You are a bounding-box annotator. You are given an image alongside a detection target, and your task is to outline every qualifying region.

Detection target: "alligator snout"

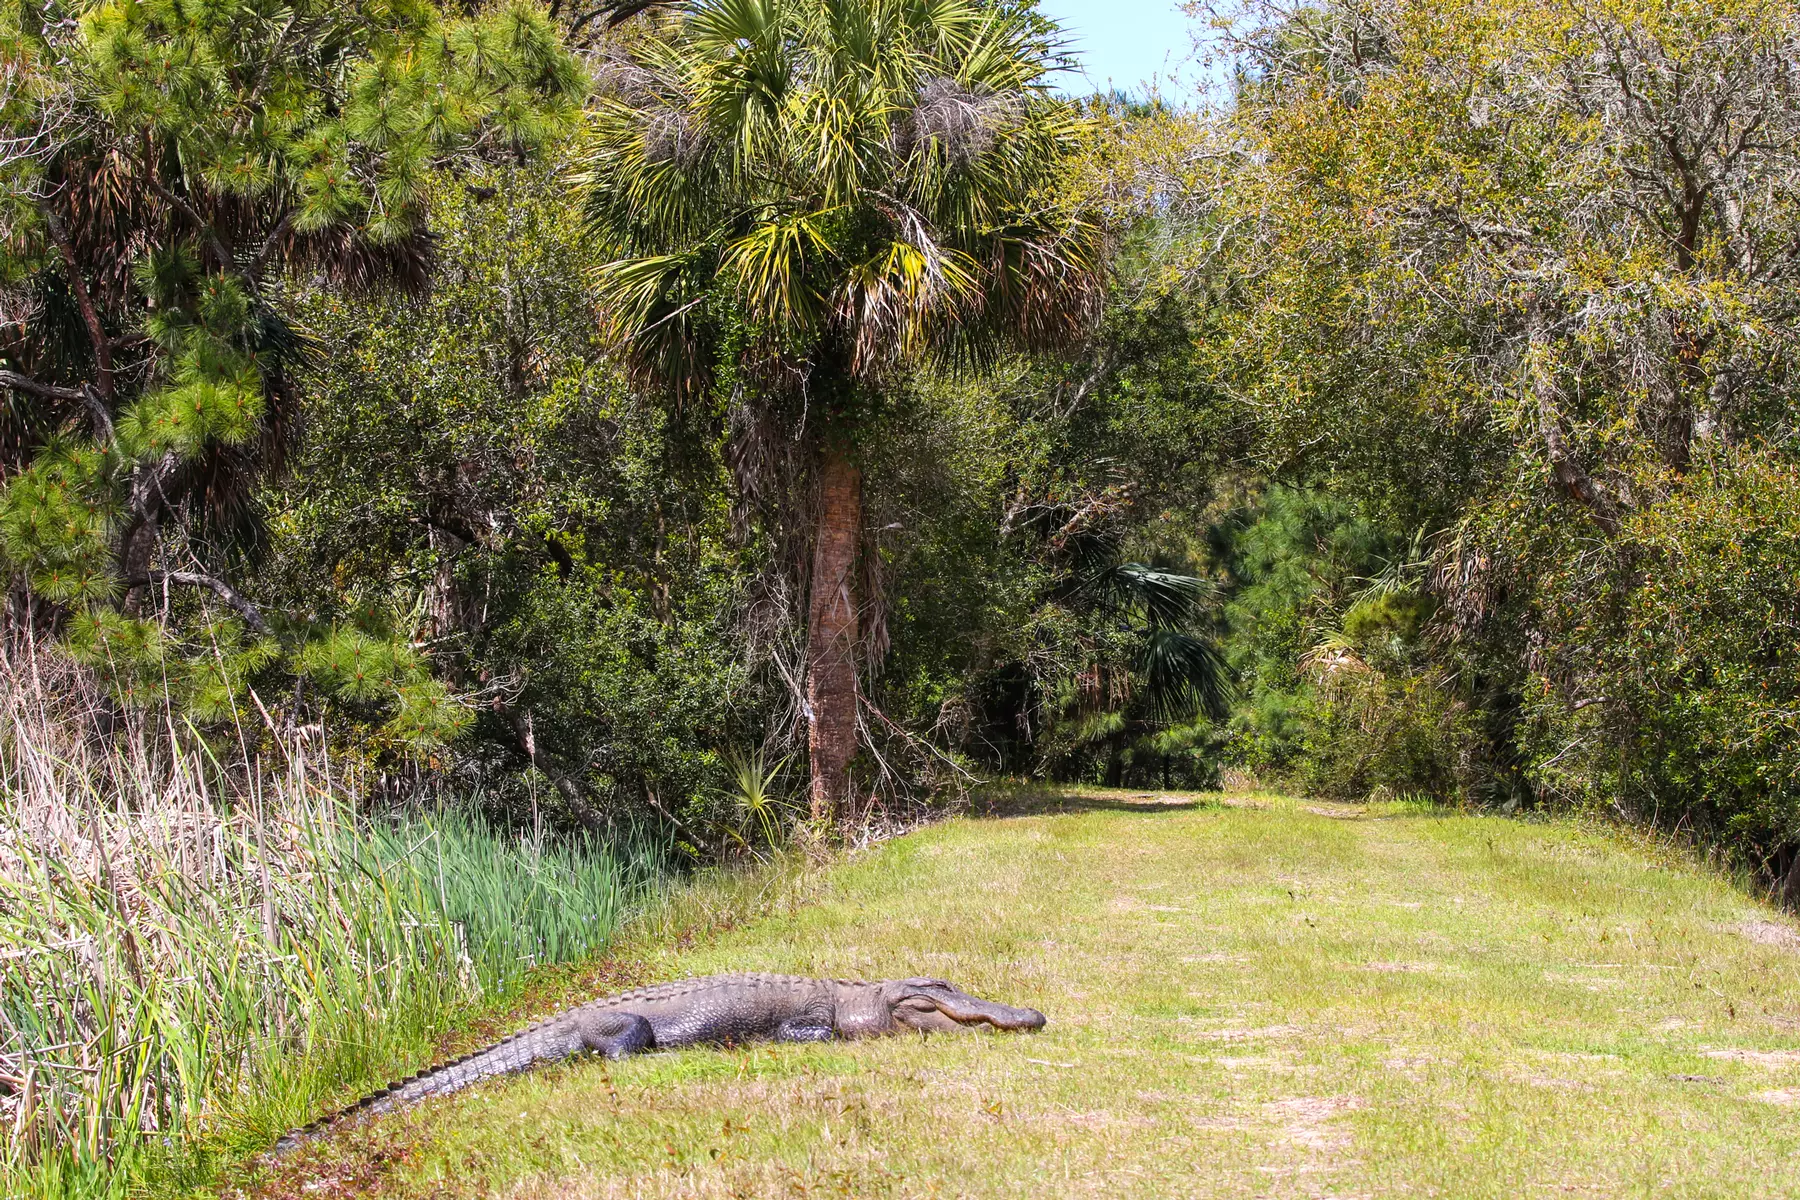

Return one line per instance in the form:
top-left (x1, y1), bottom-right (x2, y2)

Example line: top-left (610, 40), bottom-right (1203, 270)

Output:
top-left (925, 984), bottom-right (1049, 1031)
top-left (952, 996), bottom-right (1045, 1030)
top-left (995, 1004), bottom-right (1047, 1031)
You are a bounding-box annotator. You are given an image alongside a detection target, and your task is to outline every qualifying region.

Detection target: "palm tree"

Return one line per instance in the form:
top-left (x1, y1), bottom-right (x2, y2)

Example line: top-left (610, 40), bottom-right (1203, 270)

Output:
top-left (1083, 560), bottom-right (1231, 723)
top-left (582, 0), bottom-right (1101, 825)
top-left (1048, 557), bottom-right (1231, 786)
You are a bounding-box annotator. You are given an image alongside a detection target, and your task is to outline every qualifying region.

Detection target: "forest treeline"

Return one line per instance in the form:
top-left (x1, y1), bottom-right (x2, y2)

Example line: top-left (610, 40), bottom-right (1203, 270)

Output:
top-left (5, 0), bottom-right (1800, 875)
top-left (4, 0), bottom-right (1800, 1186)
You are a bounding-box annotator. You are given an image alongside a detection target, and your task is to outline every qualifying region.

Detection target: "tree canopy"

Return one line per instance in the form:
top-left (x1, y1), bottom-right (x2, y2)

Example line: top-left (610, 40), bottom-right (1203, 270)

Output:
top-left (3, 0), bottom-right (1799, 887)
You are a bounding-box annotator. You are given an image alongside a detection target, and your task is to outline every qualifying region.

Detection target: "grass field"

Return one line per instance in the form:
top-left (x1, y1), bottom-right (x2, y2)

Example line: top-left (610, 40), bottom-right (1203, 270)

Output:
top-left (241, 790), bottom-right (1800, 1199)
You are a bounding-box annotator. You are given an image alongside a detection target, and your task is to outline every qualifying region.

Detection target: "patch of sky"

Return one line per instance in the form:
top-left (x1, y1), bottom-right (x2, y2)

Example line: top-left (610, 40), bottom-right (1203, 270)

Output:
top-left (1037, 0), bottom-right (1218, 106)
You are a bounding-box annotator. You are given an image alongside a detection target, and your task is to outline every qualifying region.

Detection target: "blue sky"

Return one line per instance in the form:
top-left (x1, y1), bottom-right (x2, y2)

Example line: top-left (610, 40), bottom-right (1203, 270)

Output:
top-left (1036, 0), bottom-right (1207, 101)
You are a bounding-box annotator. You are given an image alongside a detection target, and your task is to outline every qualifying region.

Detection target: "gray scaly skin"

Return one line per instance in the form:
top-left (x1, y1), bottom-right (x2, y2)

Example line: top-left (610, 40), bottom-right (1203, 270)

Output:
top-left (274, 973), bottom-right (1045, 1152)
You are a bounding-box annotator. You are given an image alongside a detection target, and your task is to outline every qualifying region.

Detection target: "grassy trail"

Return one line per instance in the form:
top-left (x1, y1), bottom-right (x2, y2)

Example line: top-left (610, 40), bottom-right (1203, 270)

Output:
top-left (248, 791), bottom-right (1800, 1198)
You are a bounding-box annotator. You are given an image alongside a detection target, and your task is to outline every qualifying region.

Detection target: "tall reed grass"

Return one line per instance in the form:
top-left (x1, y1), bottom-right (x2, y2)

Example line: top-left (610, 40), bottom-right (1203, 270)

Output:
top-left (0, 636), bottom-right (662, 1198)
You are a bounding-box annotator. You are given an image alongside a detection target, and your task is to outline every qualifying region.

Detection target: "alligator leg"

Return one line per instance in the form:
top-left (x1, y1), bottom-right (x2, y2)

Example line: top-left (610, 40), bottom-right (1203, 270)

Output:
top-left (774, 1019), bottom-right (835, 1042)
top-left (574, 1010), bottom-right (656, 1058)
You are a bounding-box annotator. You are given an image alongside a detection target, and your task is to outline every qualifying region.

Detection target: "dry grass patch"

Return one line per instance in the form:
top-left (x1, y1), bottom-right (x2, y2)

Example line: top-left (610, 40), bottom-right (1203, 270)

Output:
top-left (1740, 919), bottom-right (1800, 949)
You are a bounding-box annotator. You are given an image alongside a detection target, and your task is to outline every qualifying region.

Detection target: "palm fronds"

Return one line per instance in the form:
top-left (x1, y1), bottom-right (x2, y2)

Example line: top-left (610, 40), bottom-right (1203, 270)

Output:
top-left (1060, 556), bottom-right (1232, 746)
top-left (1141, 628), bottom-right (1231, 720)
top-left (719, 747), bottom-right (797, 852)
top-left (581, 0), bottom-right (1102, 395)
top-left (1083, 560), bottom-right (1215, 630)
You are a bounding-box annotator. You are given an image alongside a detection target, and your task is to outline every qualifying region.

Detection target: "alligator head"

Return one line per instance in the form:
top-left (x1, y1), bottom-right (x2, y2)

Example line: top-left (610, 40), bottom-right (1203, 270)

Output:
top-left (877, 977), bottom-right (1047, 1035)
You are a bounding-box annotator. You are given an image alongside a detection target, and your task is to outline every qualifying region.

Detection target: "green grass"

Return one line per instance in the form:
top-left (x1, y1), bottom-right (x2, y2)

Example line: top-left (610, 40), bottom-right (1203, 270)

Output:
top-left (239, 788), bottom-right (1800, 1199)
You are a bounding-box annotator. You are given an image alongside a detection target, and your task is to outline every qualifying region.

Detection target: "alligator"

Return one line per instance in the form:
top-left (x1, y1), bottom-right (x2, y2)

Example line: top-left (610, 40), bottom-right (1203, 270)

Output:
top-left (274, 973), bottom-right (1045, 1152)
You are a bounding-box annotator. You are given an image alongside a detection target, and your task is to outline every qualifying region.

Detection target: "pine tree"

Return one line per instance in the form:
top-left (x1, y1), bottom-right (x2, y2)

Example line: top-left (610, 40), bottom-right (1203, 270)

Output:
top-left (0, 0), bottom-right (583, 744)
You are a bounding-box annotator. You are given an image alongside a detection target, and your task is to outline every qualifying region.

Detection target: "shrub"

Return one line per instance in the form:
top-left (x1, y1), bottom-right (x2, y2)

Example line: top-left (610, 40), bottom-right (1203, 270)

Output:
top-left (1512, 453), bottom-right (1800, 883)
top-left (1291, 665), bottom-right (1486, 803)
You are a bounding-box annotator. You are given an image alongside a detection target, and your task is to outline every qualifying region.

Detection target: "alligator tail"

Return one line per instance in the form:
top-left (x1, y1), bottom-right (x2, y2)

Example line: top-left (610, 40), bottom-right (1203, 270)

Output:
top-left (272, 1014), bottom-right (578, 1154)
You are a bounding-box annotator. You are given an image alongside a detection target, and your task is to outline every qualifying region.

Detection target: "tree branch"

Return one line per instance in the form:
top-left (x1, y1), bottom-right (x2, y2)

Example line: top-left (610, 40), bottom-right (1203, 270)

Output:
top-left (126, 448), bottom-right (180, 523)
top-left (1526, 297), bottom-right (1621, 537)
top-left (123, 135), bottom-right (237, 276)
top-left (0, 368), bottom-right (84, 402)
top-left (507, 708), bottom-right (608, 832)
top-left (37, 204), bottom-right (115, 400)
top-left (126, 570), bottom-right (272, 634)
top-left (82, 384), bottom-right (114, 444)
top-left (247, 210), bottom-right (295, 282)
top-left (1782, 847), bottom-right (1800, 908)
top-left (119, 450), bottom-right (182, 607)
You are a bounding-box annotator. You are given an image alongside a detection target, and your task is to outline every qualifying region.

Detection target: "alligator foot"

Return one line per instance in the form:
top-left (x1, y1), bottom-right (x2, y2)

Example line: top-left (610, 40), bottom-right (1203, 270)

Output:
top-left (577, 1010), bottom-right (655, 1058)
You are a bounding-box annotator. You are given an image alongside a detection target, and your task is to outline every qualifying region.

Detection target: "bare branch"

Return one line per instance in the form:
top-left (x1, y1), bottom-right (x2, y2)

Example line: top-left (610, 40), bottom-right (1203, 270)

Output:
top-left (126, 449), bottom-right (180, 523)
top-left (0, 369), bottom-right (84, 402)
top-left (247, 210), bottom-right (295, 282)
top-left (125, 570), bottom-right (273, 635)
top-left (82, 384), bottom-right (114, 443)
top-left (37, 204), bottom-right (114, 400)
top-left (507, 708), bottom-right (609, 832)
top-left (120, 135), bottom-right (237, 276)
top-left (1526, 297), bottom-right (1622, 537)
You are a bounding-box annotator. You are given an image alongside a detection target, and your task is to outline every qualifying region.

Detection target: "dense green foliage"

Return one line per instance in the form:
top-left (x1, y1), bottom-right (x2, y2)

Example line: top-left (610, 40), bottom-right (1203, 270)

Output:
top-left (6, 0), bottom-right (1800, 1187)
top-left (266, 161), bottom-right (759, 831)
top-left (1202, 0), bottom-right (1800, 888)
top-left (0, 0), bottom-right (585, 750)
top-left (4, 0), bottom-right (1796, 865)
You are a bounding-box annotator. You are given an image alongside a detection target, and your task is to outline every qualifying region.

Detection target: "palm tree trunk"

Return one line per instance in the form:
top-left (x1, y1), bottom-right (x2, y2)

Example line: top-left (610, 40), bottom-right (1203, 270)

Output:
top-left (807, 445), bottom-right (861, 825)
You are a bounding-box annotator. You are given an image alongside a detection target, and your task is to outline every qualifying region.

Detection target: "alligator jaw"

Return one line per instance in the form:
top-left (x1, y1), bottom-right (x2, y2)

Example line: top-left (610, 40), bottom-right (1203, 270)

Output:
top-left (885, 978), bottom-right (1048, 1033)
top-left (967, 999), bottom-right (1048, 1031)
top-left (930, 988), bottom-right (1046, 1030)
